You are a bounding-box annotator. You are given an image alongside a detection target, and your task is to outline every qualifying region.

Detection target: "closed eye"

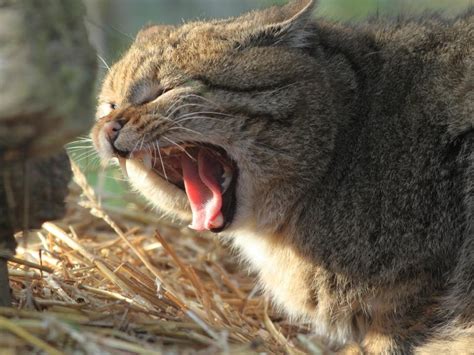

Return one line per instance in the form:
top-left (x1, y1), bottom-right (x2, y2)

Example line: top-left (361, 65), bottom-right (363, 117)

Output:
top-left (140, 86), bottom-right (172, 105)
top-left (129, 81), bottom-right (171, 106)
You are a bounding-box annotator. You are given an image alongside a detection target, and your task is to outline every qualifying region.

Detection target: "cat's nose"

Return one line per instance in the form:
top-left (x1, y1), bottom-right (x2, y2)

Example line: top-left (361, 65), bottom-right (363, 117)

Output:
top-left (103, 120), bottom-right (123, 143)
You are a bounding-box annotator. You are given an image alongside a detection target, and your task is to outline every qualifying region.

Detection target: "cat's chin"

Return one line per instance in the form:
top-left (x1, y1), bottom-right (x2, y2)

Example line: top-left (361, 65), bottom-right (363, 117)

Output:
top-left (113, 143), bottom-right (238, 233)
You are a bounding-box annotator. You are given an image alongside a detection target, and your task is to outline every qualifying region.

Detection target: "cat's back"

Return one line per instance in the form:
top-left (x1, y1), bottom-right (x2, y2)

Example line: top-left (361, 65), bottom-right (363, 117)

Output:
top-left (367, 9), bottom-right (473, 135)
top-left (307, 8), bottom-right (473, 284)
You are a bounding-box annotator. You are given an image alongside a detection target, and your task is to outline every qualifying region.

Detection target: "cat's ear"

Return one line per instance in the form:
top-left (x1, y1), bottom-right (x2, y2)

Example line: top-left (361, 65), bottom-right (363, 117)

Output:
top-left (136, 25), bottom-right (174, 42)
top-left (236, 0), bottom-right (316, 49)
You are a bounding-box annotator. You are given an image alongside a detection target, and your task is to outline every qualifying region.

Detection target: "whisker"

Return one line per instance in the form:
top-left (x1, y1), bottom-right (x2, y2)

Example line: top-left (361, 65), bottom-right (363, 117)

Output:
top-left (70, 155), bottom-right (101, 172)
top-left (184, 94), bottom-right (222, 108)
top-left (177, 111), bottom-right (236, 119)
top-left (166, 102), bottom-right (210, 119)
top-left (130, 135), bottom-right (146, 159)
top-left (174, 117), bottom-right (221, 125)
top-left (85, 18), bottom-right (134, 41)
top-left (97, 54), bottom-right (110, 71)
top-left (66, 142), bottom-right (93, 148)
top-left (162, 137), bottom-right (196, 162)
top-left (139, 135), bottom-right (146, 152)
top-left (66, 147), bottom-right (95, 152)
top-left (129, 138), bottom-right (142, 159)
top-left (174, 113), bottom-right (236, 125)
top-left (167, 126), bottom-right (204, 136)
top-left (156, 141), bottom-right (169, 181)
top-left (70, 156), bottom-right (99, 167)
top-left (165, 94), bottom-right (208, 115)
top-left (165, 96), bottom-right (187, 115)
top-left (71, 150), bottom-right (98, 160)
top-left (71, 134), bottom-right (92, 141)
top-left (75, 163), bottom-right (101, 175)
top-left (67, 149), bottom-right (98, 161)
top-left (71, 160), bottom-right (98, 171)
top-left (155, 115), bottom-right (176, 124)
top-left (174, 116), bottom-right (234, 127)
top-left (66, 143), bottom-right (94, 148)
top-left (68, 138), bottom-right (92, 145)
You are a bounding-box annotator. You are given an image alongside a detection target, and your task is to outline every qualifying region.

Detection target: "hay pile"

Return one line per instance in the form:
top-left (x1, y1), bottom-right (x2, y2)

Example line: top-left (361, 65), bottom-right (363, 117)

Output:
top-left (1, 162), bottom-right (322, 354)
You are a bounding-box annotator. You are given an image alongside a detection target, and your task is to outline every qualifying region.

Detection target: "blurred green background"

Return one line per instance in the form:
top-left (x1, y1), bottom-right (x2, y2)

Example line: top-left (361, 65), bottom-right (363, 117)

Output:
top-left (84, 0), bottom-right (471, 63)
top-left (76, 0), bottom-right (472, 203)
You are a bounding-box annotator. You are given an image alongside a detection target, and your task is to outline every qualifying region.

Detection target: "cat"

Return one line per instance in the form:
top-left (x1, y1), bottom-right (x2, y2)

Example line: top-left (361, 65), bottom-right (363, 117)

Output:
top-left (91, 0), bottom-right (473, 353)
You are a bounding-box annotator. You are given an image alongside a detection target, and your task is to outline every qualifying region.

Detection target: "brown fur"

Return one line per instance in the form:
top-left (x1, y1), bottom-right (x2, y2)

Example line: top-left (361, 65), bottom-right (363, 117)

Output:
top-left (91, 1), bottom-right (473, 352)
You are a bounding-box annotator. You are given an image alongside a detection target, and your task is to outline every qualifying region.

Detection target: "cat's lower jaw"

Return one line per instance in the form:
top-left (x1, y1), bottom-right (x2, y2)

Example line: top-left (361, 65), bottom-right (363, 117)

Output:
top-left (124, 159), bottom-right (193, 222)
top-left (121, 161), bottom-right (354, 347)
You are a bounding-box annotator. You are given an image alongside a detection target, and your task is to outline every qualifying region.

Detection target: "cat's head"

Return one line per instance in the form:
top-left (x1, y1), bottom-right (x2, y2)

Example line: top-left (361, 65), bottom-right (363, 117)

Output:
top-left (92, 0), bottom-right (336, 233)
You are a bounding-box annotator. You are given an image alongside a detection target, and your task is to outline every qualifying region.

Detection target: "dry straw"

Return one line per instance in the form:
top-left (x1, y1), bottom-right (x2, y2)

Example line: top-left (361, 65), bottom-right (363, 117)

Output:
top-left (1, 161), bottom-right (321, 354)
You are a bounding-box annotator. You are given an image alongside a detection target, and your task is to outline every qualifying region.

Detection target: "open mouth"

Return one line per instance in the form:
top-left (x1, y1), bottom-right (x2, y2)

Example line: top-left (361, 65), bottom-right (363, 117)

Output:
top-left (116, 143), bottom-right (237, 233)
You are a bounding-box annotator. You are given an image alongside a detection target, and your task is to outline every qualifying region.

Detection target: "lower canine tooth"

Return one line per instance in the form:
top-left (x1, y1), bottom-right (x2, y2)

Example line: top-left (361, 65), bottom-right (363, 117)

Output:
top-left (221, 170), bottom-right (232, 193)
top-left (209, 213), bottom-right (224, 229)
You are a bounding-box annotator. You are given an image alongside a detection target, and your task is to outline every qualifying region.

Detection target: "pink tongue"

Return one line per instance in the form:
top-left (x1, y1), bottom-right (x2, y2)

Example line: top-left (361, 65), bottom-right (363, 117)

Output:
top-left (181, 149), bottom-right (224, 231)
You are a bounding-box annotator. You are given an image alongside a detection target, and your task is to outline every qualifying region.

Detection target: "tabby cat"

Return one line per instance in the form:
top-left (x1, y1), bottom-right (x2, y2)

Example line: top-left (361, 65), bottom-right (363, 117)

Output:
top-left (92, 0), bottom-right (473, 353)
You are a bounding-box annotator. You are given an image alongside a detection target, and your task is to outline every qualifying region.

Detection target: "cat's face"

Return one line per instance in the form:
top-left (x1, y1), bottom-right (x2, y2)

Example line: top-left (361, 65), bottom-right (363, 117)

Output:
top-left (92, 0), bottom-right (333, 233)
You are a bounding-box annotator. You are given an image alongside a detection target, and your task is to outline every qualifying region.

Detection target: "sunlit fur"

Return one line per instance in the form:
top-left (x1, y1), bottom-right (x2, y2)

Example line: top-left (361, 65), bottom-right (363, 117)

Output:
top-left (91, 1), bottom-right (473, 352)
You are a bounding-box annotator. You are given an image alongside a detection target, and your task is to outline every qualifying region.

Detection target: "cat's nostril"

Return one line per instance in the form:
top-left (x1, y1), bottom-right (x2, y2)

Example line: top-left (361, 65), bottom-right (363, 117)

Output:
top-left (103, 121), bottom-right (123, 143)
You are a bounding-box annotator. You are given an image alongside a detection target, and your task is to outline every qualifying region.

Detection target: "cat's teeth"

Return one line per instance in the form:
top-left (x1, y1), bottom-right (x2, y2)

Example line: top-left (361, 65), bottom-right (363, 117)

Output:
top-left (208, 212), bottom-right (224, 229)
top-left (118, 157), bottom-right (128, 178)
top-left (143, 154), bottom-right (153, 170)
top-left (221, 169), bottom-right (232, 193)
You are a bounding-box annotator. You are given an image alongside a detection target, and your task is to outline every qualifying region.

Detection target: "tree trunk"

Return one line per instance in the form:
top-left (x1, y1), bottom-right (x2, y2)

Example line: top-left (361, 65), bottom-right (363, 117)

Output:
top-left (0, 0), bottom-right (97, 306)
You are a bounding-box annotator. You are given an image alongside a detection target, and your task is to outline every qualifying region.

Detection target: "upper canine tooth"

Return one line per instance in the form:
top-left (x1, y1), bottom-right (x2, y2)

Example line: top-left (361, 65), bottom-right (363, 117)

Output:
top-left (143, 154), bottom-right (152, 170)
top-left (118, 157), bottom-right (128, 178)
